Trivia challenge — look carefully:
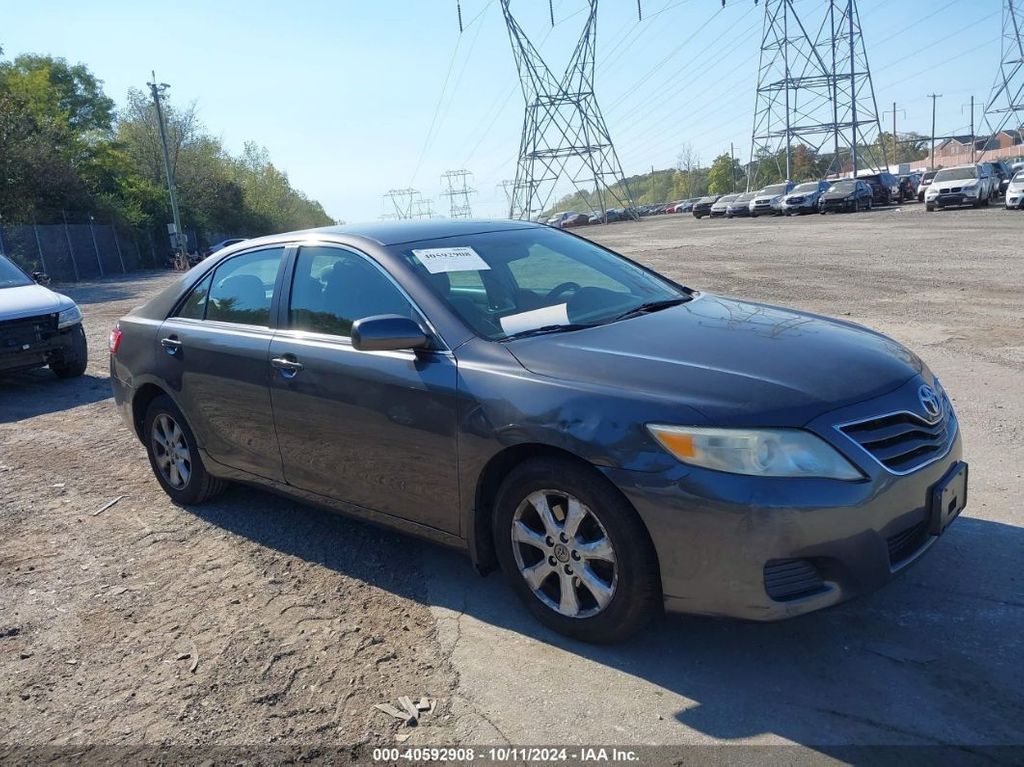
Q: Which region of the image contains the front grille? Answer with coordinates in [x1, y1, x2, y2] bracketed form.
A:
[887, 520, 929, 565]
[0, 314, 58, 355]
[764, 559, 826, 601]
[839, 405, 956, 474]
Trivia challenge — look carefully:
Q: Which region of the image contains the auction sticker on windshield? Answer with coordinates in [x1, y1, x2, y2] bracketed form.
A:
[412, 246, 490, 274]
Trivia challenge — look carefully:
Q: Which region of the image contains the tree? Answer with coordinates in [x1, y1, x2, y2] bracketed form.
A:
[707, 153, 744, 195]
[676, 143, 701, 198]
[875, 131, 929, 166]
[0, 48, 333, 242]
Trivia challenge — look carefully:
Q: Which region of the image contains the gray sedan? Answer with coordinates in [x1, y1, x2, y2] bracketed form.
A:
[110, 220, 966, 642]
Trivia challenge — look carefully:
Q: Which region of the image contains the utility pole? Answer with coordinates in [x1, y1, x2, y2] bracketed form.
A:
[147, 72, 187, 270]
[883, 102, 905, 170]
[928, 93, 943, 170]
[962, 96, 977, 162]
[730, 142, 737, 192]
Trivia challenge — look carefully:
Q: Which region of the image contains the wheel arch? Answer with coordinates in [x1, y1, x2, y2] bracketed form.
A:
[131, 382, 172, 440]
[469, 442, 657, 578]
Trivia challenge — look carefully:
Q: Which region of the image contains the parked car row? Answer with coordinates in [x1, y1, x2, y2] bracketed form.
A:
[545, 208, 639, 228]
[691, 177, 879, 219]
[550, 162, 1022, 227]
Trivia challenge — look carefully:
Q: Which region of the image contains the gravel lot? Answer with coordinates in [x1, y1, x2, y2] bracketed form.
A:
[1, 203, 1022, 757]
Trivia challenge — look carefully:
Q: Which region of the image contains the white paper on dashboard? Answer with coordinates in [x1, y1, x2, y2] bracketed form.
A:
[499, 303, 570, 335]
[411, 246, 491, 274]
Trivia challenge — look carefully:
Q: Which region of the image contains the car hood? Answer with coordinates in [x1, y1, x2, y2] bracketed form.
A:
[784, 192, 818, 203]
[505, 294, 923, 426]
[0, 283, 73, 321]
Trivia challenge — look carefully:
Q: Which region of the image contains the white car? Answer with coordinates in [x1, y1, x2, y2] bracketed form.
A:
[781, 180, 830, 215]
[1006, 171, 1024, 210]
[925, 164, 996, 211]
[0, 254, 88, 378]
[749, 181, 795, 217]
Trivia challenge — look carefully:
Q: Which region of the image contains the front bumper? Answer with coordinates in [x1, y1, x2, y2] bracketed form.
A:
[0, 316, 79, 374]
[1006, 194, 1024, 209]
[819, 199, 857, 213]
[604, 378, 965, 621]
[929, 192, 979, 207]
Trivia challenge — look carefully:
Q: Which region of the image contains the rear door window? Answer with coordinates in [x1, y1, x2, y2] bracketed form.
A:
[205, 248, 286, 326]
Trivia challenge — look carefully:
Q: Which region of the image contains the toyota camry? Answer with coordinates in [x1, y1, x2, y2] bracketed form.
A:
[110, 220, 966, 642]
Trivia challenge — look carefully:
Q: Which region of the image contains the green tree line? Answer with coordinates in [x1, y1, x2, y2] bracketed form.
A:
[0, 49, 333, 249]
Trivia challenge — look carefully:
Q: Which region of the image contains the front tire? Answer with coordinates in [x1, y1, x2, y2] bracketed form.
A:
[143, 395, 225, 505]
[492, 458, 661, 643]
[51, 324, 88, 378]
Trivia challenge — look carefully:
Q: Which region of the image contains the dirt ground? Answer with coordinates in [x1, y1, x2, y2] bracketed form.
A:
[1, 202, 1022, 758]
[0, 274, 457, 758]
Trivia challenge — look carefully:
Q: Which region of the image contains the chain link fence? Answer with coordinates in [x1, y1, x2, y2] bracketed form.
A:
[0, 222, 168, 282]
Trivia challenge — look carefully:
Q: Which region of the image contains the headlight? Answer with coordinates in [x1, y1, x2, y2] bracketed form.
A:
[646, 425, 863, 480]
[57, 304, 83, 329]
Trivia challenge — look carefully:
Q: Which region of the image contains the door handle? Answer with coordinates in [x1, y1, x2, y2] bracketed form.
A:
[270, 356, 304, 378]
[160, 336, 182, 355]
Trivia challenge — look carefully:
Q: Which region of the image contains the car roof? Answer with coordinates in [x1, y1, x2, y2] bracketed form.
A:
[265, 219, 542, 248]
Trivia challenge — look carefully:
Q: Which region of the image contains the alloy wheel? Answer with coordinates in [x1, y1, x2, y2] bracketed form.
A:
[151, 413, 192, 489]
[511, 489, 618, 619]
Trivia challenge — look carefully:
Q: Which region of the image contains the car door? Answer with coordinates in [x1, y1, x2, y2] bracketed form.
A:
[156, 246, 288, 482]
[267, 243, 461, 533]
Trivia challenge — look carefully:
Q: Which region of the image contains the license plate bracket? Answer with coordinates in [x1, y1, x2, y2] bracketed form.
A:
[928, 462, 968, 535]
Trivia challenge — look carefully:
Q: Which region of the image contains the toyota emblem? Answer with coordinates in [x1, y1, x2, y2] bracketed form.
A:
[918, 384, 942, 420]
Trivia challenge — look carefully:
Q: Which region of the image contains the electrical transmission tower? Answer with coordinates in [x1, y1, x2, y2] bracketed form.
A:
[412, 197, 436, 219]
[500, 0, 637, 222]
[983, 0, 1024, 141]
[748, 0, 883, 189]
[383, 188, 420, 219]
[497, 179, 516, 213]
[440, 170, 476, 219]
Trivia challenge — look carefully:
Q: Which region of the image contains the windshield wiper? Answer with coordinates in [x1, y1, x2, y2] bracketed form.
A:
[609, 296, 689, 323]
[502, 323, 595, 341]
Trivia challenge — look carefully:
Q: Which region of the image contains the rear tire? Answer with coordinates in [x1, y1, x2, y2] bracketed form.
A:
[492, 458, 662, 643]
[51, 324, 88, 379]
[143, 395, 226, 505]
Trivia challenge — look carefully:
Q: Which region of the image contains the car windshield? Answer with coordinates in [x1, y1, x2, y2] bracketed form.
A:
[934, 167, 978, 182]
[1013, 171, 1024, 182]
[395, 227, 688, 341]
[760, 184, 788, 196]
[792, 183, 820, 193]
[716, 195, 738, 203]
[0, 255, 34, 289]
[831, 181, 856, 192]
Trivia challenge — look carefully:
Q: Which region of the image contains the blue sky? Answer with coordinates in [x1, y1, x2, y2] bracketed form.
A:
[3, 0, 1007, 221]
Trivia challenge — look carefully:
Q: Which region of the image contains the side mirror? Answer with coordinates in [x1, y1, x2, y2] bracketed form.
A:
[32, 271, 51, 286]
[351, 315, 430, 352]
